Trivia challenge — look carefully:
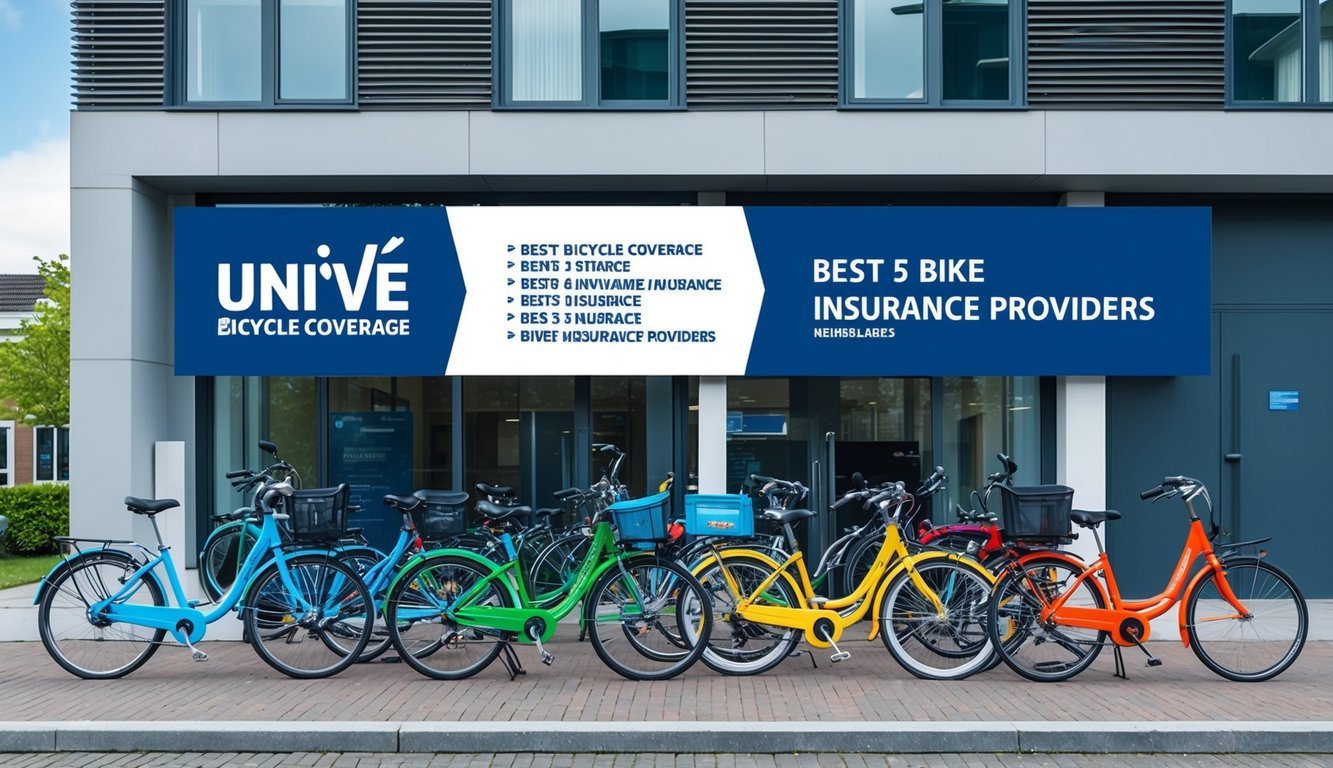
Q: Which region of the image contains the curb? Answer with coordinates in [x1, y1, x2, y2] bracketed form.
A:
[2, 721, 1332, 754]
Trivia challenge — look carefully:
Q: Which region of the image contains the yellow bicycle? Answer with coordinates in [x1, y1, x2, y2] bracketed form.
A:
[692, 475, 997, 679]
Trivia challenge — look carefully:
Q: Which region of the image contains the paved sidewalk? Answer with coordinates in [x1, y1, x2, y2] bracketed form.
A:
[1, 639, 1331, 754]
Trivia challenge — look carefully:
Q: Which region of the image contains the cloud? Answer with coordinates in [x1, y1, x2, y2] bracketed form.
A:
[0, 137, 69, 273]
[0, 0, 20, 30]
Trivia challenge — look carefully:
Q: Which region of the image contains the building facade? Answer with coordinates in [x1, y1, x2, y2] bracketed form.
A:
[0, 274, 68, 488]
[70, 0, 1333, 596]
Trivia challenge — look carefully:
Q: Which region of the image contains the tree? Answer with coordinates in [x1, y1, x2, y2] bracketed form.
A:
[0, 255, 70, 426]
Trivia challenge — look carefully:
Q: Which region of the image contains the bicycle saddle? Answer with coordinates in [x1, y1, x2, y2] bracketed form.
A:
[762, 508, 816, 526]
[125, 497, 180, 516]
[1071, 509, 1121, 528]
[476, 483, 516, 498]
[383, 494, 423, 511]
[476, 499, 531, 521]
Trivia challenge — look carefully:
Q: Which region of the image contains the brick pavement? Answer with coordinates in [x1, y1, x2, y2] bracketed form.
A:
[1, 639, 1330, 724]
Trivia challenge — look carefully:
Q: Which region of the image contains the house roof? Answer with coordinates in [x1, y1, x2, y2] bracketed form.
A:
[0, 274, 47, 313]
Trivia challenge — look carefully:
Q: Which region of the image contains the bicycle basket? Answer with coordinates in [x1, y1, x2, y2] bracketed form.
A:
[409, 489, 470, 540]
[684, 494, 755, 538]
[997, 484, 1074, 540]
[282, 484, 350, 543]
[608, 490, 672, 544]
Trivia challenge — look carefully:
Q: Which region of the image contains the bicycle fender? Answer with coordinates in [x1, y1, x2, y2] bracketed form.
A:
[33, 548, 162, 606]
[1177, 553, 1259, 648]
[380, 547, 520, 616]
[867, 551, 994, 642]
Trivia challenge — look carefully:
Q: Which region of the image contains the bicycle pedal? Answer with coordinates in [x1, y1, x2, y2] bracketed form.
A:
[540, 651, 555, 666]
[1146, 658, 1163, 667]
[830, 651, 851, 663]
[191, 649, 209, 662]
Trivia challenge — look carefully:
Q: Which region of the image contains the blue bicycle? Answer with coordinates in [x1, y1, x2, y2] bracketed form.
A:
[35, 480, 374, 679]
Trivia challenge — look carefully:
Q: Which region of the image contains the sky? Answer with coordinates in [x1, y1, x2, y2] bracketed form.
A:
[0, 0, 71, 274]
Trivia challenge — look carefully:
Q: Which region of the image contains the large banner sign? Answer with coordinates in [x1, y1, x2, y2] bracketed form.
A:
[175, 206, 1211, 376]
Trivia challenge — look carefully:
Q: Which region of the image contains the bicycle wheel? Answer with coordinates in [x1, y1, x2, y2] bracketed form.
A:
[528, 533, 590, 600]
[987, 556, 1106, 682]
[693, 551, 801, 676]
[1186, 559, 1307, 682]
[200, 522, 256, 602]
[585, 556, 713, 681]
[878, 557, 995, 680]
[242, 554, 372, 679]
[336, 545, 393, 662]
[38, 552, 167, 679]
[385, 554, 513, 680]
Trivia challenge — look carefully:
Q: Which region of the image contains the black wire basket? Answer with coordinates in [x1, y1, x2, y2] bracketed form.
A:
[997, 484, 1074, 541]
[282, 484, 351, 543]
[409, 489, 470, 541]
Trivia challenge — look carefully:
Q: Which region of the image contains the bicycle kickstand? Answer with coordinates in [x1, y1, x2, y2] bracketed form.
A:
[1112, 646, 1127, 680]
[497, 639, 527, 681]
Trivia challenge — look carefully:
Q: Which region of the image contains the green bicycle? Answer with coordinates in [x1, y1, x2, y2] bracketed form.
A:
[381, 489, 713, 681]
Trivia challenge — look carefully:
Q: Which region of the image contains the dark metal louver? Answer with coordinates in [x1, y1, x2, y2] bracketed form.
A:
[686, 0, 838, 108]
[1027, 0, 1225, 108]
[357, 0, 492, 107]
[72, 0, 166, 108]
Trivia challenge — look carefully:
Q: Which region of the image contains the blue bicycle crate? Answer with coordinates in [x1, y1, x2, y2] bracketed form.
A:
[685, 494, 755, 538]
[609, 490, 672, 543]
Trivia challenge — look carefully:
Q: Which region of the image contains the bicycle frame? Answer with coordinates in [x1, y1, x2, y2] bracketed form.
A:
[1022, 496, 1250, 648]
[42, 508, 336, 646]
[712, 520, 958, 648]
[384, 520, 654, 644]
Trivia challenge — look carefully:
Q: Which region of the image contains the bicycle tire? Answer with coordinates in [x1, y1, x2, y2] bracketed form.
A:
[242, 554, 372, 679]
[1186, 559, 1307, 682]
[878, 557, 995, 680]
[585, 556, 713, 681]
[528, 532, 590, 600]
[840, 534, 880, 599]
[385, 553, 513, 680]
[693, 551, 801, 676]
[987, 556, 1106, 682]
[38, 551, 167, 679]
[335, 545, 393, 662]
[199, 521, 256, 603]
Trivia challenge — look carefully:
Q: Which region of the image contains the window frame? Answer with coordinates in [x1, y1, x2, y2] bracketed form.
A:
[839, 0, 1027, 109]
[1226, 0, 1333, 107]
[32, 425, 70, 485]
[494, 0, 686, 110]
[169, 0, 357, 109]
[0, 420, 12, 488]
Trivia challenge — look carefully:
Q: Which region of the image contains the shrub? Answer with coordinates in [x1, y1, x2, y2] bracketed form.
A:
[0, 484, 70, 555]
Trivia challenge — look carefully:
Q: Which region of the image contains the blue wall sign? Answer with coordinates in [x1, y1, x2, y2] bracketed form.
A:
[1269, 390, 1300, 411]
[329, 411, 414, 551]
[175, 206, 1212, 377]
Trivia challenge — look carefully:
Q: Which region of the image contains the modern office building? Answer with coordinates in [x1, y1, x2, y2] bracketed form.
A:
[71, 0, 1332, 596]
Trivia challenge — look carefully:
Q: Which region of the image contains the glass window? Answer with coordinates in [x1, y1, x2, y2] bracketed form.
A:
[1232, 0, 1304, 102]
[504, 0, 680, 107]
[939, 376, 1040, 523]
[846, 0, 1016, 105]
[1321, 0, 1333, 102]
[464, 377, 574, 506]
[279, 0, 349, 100]
[0, 423, 10, 487]
[181, 0, 351, 105]
[33, 426, 69, 483]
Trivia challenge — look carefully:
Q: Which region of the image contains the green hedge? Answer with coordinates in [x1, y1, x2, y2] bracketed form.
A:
[0, 484, 70, 555]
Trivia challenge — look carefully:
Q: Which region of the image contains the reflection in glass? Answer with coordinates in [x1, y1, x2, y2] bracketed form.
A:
[464, 377, 573, 506]
[1232, 0, 1303, 101]
[279, 0, 348, 100]
[853, 0, 925, 99]
[186, 0, 262, 102]
[600, 0, 670, 100]
[591, 378, 648, 495]
[940, 377, 1040, 523]
[943, 0, 1009, 100]
[511, 0, 583, 101]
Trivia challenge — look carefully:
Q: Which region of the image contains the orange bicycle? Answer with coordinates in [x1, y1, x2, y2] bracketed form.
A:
[987, 475, 1307, 682]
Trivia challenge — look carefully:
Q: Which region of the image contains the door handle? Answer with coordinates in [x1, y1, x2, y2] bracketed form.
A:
[1224, 453, 1242, 462]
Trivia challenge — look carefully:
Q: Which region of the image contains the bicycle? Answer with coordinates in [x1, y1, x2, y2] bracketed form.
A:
[987, 475, 1307, 682]
[381, 488, 714, 681]
[692, 474, 997, 679]
[35, 479, 374, 679]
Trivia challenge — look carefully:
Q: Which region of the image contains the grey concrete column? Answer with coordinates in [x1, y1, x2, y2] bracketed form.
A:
[70, 180, 192, 541]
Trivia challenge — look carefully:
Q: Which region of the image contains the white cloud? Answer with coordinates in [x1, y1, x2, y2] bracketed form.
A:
[0, 137, 69, 273]
[0, 0, 20, 30]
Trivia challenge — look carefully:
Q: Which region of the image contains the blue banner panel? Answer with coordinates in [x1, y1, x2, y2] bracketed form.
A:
[175, 207, 464, 376]
[742, 207, 1212, 376]
[174, 206, 1211, 377]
